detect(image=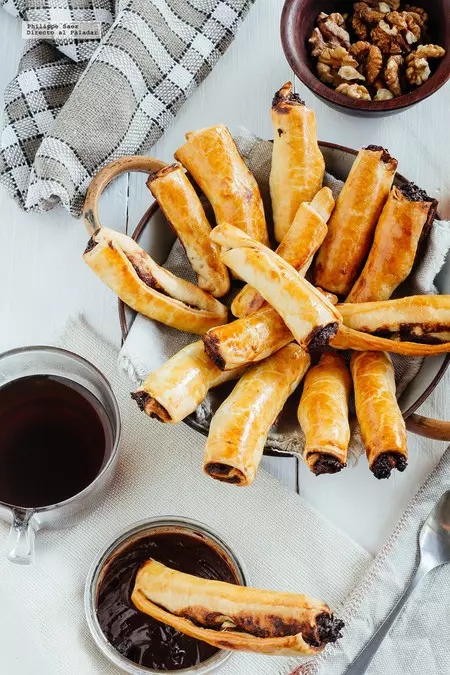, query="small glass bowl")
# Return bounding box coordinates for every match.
[85,517,248,674]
